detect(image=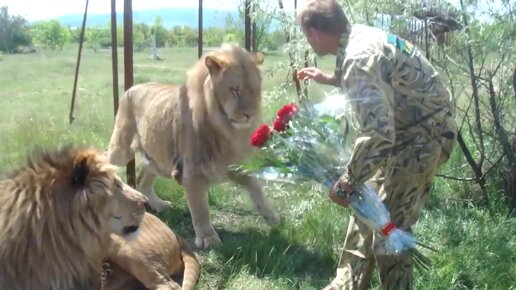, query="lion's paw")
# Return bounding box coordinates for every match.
[148,200,172,213]
[263,210,281,227]
[195,231,222,250]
